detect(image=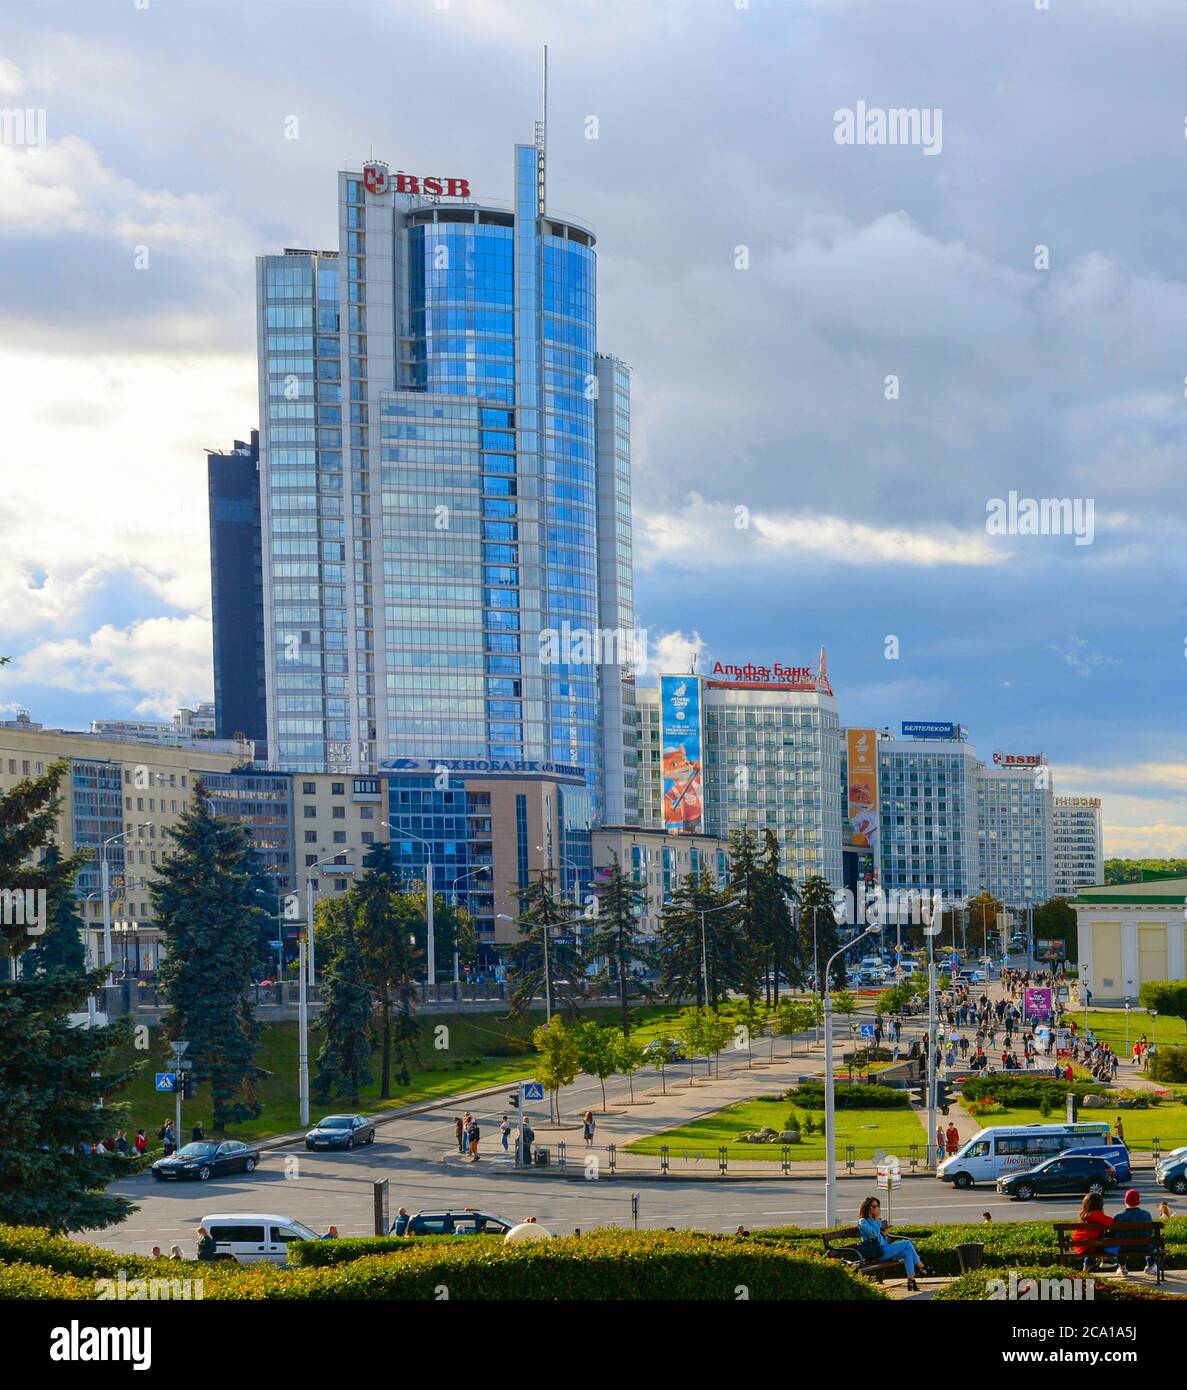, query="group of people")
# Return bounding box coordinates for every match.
[935,1120,962,1156]
[1072,1189,1169,1276]
[1131,1036,1156,1071]
[453,1112,482,1161]
[72,1129,145,1157]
